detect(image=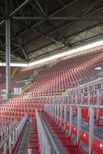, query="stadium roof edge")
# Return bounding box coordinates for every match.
[0,39,103,67]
